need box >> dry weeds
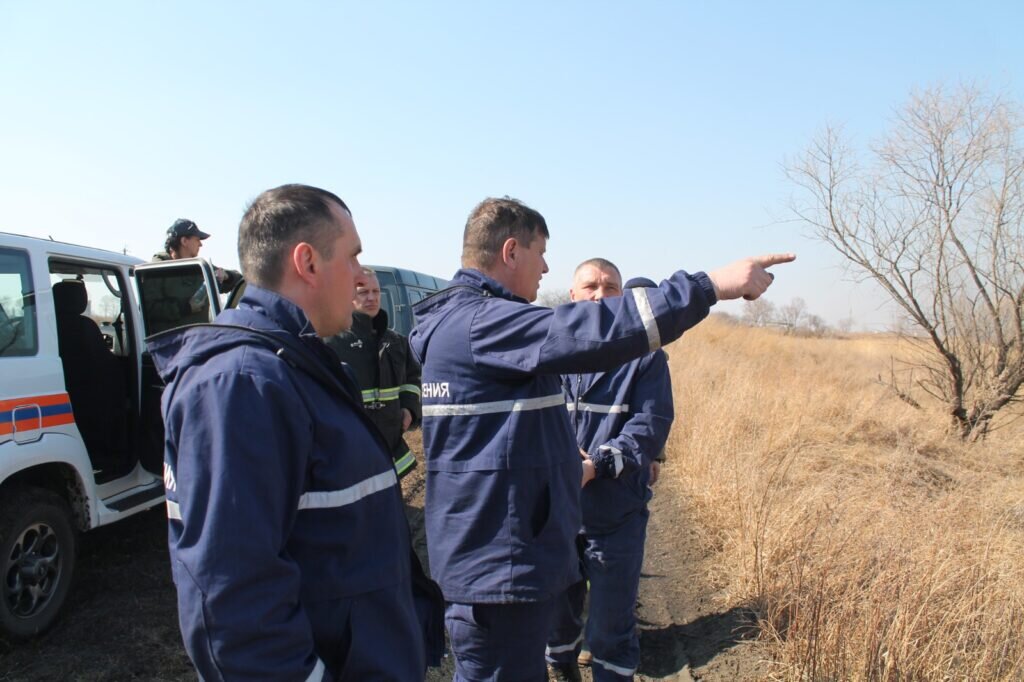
[666,316,1024,681]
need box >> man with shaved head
[546,259,674,681]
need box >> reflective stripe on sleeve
[304,658,326,682]
[298,469,397,510]
[393,450,416,475]
[422,393,566,417]
[166,499,181,520]
[361,387,401,402]
[163,462,177,492]
[598,444,625,477]
[565,401,630,414]
[631,286,661,351]
[399,384,421,395]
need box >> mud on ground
[0,457,767,681]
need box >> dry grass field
[2,315,1021,681]
[666,316,1024,681]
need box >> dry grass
[666,315,1024,681]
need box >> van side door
[133,258,223,337]
[132,259,222,473]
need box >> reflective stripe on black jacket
[325,310,422,478]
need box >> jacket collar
[351,309,390,336]
[451,268,528,304]
[236,285,319,340]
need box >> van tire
[0,486,78,640]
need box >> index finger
[753,253,796,268]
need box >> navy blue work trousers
[546,510,649,681]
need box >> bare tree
[787,84,1024,440]
[804,313,830,338]
[777,297,808,332]
[742,298,776,327]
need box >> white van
[0,232,223,639]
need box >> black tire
[0,486,78,640]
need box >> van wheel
[0,487,77,640]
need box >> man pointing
[410,196,793,681]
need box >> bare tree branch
[786,84,1024,440]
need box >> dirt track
[0,461,765,681]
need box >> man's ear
[569,288,577,302]
[500,237,520,270]
[291,242,318,286]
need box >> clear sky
[2,1,1021,329]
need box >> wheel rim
[4,522,63,619]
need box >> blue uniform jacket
[150,286,425,681]
[408,268,714,604]
[566,349,673,535]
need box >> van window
[136,264,216,336]
[48,263,131,357]
[0,248,37,357]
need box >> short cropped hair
[238,184,350,288]
[462,197,549,269]
[574,258,621,281]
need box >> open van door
[132,258,222,473]
[133,258,223,336]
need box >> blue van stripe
[0,402,72,424]
[40,403,73,418]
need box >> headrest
[53,280,88,316]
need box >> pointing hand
[708,253,796,301]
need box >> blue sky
[2,1,1021,328]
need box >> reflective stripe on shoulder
[298,468,397,510]
[630,286,661,351]
[422,393,565,417]
[166,499,181,520]
[565,401,630,414]
[305,658,326,682]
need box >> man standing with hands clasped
[410,196,793,681]
[546,260,674,682]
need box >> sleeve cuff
[692,271,718,306]
[591,445,625,479]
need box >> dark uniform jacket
[565,348,673,535]
[409,268,715,605]
[149,286,442,680]
[326,310,422,477]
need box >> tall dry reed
[665,316,1024,681]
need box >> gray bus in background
[366,265,447,337]
[224,265,447,337]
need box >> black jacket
[326,310,422,477]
